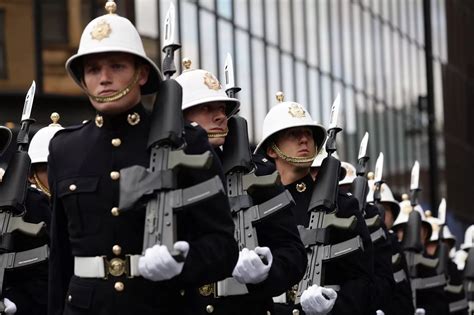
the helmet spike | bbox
[275,91,284,103]
[182,58,192,70]
[105,1,117,14]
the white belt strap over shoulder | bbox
[74,255,142,278]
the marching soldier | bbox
[337,163,395,313]
[393,196,449,314]
[425,210,468,315]
[254,93,374,315]
[175,61,307,314]
[367,180,415,315]
[47,2,238,314]
[4,113,63,315]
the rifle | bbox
[0,128,11,158]
[0,81,49,312]
[368,152,387,243]
[464,247,474,315]
[119,3,225,260]
[350,134,384,242]
[434,199,449,278]
[216,55,295,296]
[402,161,440,309]
[295,94,363,303]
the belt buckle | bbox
[103,256,129,279]
[198,283,219,298]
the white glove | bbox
[415,308,426,315]
[0,168,5,183]
[3,298,16,314]
[138,241,189,281]
[232,247,273,284]
[300,284,337,315]
[376,310,385,315]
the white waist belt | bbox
[74,255,142,278]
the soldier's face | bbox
[382,203,395,229]
[183,102,228,147]
[83,53,149,114]
[271,127,316,162]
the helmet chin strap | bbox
[33,171,51,198]
[83,70,140,103]
[271,142,316,166]
[207,130,229,138]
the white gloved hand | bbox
[376,310,385,315]
[415,308,426,315]
[138,241,189,281]
[0,168,5,183]
[3,298,17,314]
[232,247,273,284]
[300,284,337,315]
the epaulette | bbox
[51,121,89,141]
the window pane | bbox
[295,61,307,106]
[341,0,352,85]
[200,0,215,11]
[352,3,363,90]
[308,69,322,124]
[218,19,234,80]
[180,2,199,68]
[217,0,232,19]
[42,0,68,44]
[363,9,374,97]
[235,30,252,136]
[252,38,267,141]
[318,0,331,72]
[0,10,5,79]
[266,46,281,109]
[279,0,292,53]
[136,0,158,38]
[293,0,305,60]
[305,0,318,66]
[234,0,249,30]
[250,0,264,38]
[199,9,217,73]
[265,0,278,44]
[282,54,294,101]
[330,0,342,79]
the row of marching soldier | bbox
[0,1,473,315]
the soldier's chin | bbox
[208,136,225,148]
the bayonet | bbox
[374,152,384,184]
[438,198,446,225]
[355,132,369,176]
[328,93,341,130]
[21,81,35,122]
[358,132,369,162]
[410,161,420,207]
[326,94,342,155]
[163,2,177,48]
[162,2,180,79]
[223,53,241,116]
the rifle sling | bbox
[370,227,387,244]
[449,298,469,312]
[412,274,446,290]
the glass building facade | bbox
[134,0,448,194]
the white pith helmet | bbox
[28,113,64,164]
[393,193,432,239]
[424,210,456,244]
[366,176,400,218]
[65,1,162,95]
[461,225,474,250]
[175,58,240,117]
[254,92,326,156]
[339,161,356,185]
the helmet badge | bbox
[91,19,112,41]
[288,103,306,118]
[203,72,221,91]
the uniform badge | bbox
[198,284,214,296]
[91,19,112,41]
[95,115,104,128]
[203,72,221,91]
[296,182,306,193]
[127,112,140,126]
[288,103,306,118]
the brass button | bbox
[292,310,300,315]
[179,289,185,296]
[95,115,103,128]
[206,305,214,313]
[110,171,120,180]
[112,245,122,256]
[296,182,306,193]
[114,281,124,292]
[67,295,72,302]
[127,112,140,126]
[69,184,77,191]
[111,207,120,216]
[111,138,122,147]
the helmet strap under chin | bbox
[270,142,316,166]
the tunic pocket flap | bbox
[66,280,94,310]
[58,177,100,198]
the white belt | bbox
[74,255,142,278]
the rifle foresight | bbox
[325,127,342,155]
